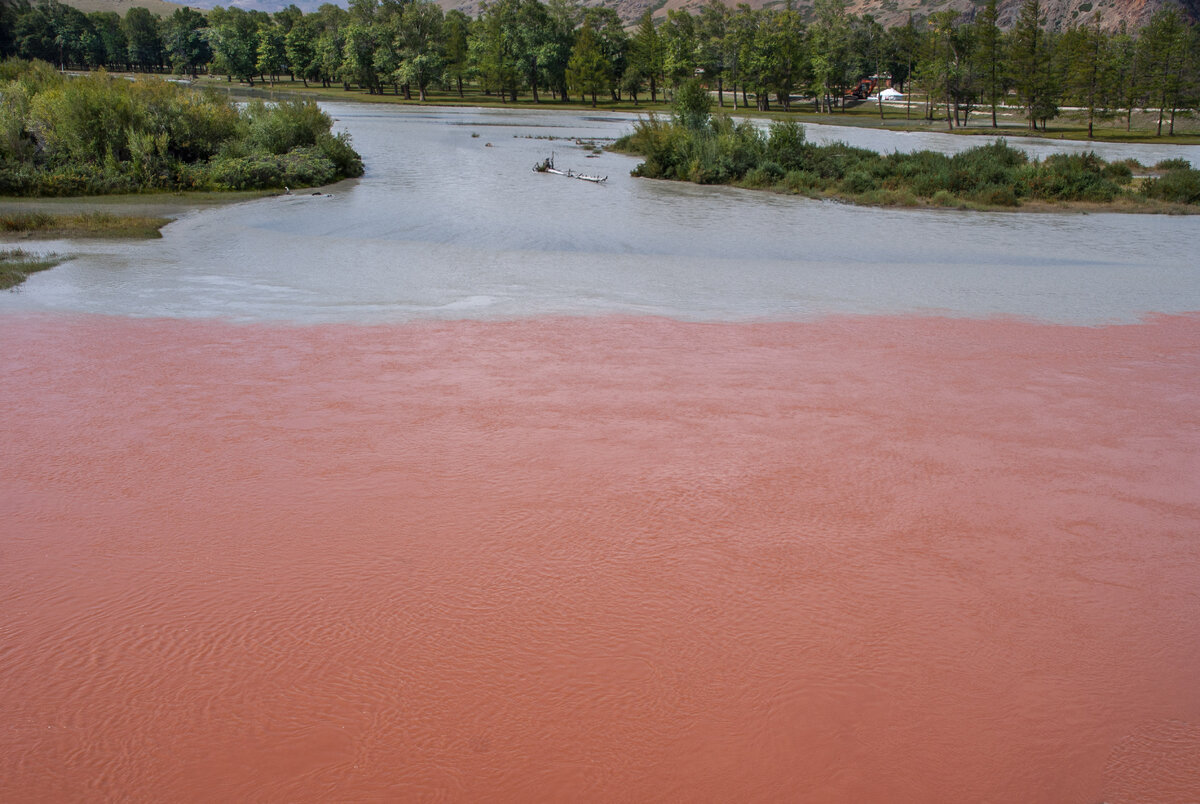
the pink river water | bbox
[2,312,1199,802]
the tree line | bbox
[2,0,1198,135]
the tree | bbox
[566,17,608,106]
[123,7,163,72]
[630,10,663,103]
[584,7,627,101]
[696,0,730,107]
[474,0,521,101]
[341,21,382,93]
[975,0,1003,127]
[256,24,287,85]
[1139,7,1194,136]
[285,18,321,87]
[88,12,127,70]
[164,7,210,78]
[673,76,712,129]
[443,9,470,97]
[208,7,261,84]
[1009,0,1058,130]
[888,13,919,119]
[809,0,849,113]
[1061,17,1109,138]
[661,9,697,92]
[396,1,445,102]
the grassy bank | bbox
[0,211,171,239]
[0,249,67,290]
[612,106,1200,214]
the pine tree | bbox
[566,19,609,106]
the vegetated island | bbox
[612,82,1200,214]
[0,58,364,198]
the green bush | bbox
[840,169,876,195]
[782,170,818,192]
[617,113,1193,210]
[1026,152,1119,202]
[1154,157,1192,172]
[1102,161,1134,184]
[766,120,807,172]
[0,59,363,196]
[1142,168,1200,204]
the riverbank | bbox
[1,212,172,240]
[0,190,277,220]
[187,74,1200,146]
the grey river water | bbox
[4,104,1199,324]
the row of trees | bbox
[2,0,1198,134]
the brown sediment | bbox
[1,313,1198,802]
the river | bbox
[2,106,1198,803]
[5,104,1200,323]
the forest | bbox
[2,0,1198,137]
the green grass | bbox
[0,249,66,290]
[0,212,171,238]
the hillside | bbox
[56,0,189,17]
[437,0,1199,30]
[51,0,1200,29]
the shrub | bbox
[0,59,362,196]
[243,99,333,155]
[1025,152,1118,202]
[840,169,876,195]
[782,170,818,192]
[673,79,713,131]
[1102,161,1134,184]
[1154,157,1192,172]
[766,120,807,172]
[1142,168,1200,204]
[973,184,1020,207]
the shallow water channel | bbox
[5,104,1200,324]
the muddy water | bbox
[3,107,1200,802]
[3,314,1199,802]
[4,105,1200,324]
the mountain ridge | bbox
[50,0,1200,30]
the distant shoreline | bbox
[160,74,1200,148]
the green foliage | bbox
[765,121,807,172]
[1142,168,1200,203]
[619,115,1179,208]
[208,148,339,190]
[673,78,713,130]
[0,60,363,196]
[1024,152,1120,201]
